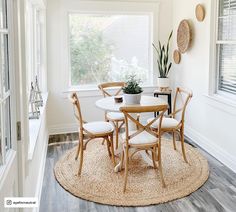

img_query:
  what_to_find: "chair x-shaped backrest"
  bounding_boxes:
[172,87,193,123]
[69,92,84,129]
[120,105,168,145]
[98,82,126,97]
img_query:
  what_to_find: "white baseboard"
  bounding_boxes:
[185,126,236,173]
[34,130,49,212]
[49,123,78,135]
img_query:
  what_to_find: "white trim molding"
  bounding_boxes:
[67,0,160,3]
[63,86,157,98]
[185,125,236,173]
[204,94,236,116]
[33,131,49,212]
[208,0,218,95]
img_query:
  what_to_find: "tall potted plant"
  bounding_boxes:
[122,75,143,105]
[153,31,173,89]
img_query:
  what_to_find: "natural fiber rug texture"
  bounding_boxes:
[54,139,209,206]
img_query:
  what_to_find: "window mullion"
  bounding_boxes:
[216,0,236,96]
[0,104,5,165]
[0,2,3,164]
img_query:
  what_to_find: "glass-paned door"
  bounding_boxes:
[0,0,11,165]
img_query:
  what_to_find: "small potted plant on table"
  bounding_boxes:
[153,31,173,90]
[122,75,143,105]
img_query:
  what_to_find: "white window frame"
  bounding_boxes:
[0,0,17,167]
[25,0,47,158]
[209,0,236,101]
[68,12,154,90]
[59,0,160,92]
[26,3,43,92]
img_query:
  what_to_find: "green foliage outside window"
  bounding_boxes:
[70,28,113,86]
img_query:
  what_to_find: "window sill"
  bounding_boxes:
[28,92,48,161]
[63,85,158,98]
[204,93,236,116]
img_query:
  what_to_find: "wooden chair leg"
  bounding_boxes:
[106,138,112,157]
[157,143,160,161]
[172,131,177,150]
[110,134,116,166]
[102,116,109,145]
[120,148,124,170]
[123,147,129,193]
[180,128,188,163]
[78,139,84,176]
[157,139,166,187]
[152,147,157,169]
[115,122,119,149]
[158,157,166,188]
[75,137,81,160]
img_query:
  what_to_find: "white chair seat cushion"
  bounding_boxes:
[122,131,157,145]
[83,122,114,134]
[147,117,179,129]
[107,112,124,120]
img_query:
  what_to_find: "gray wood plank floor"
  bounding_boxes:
[40,133,236,212]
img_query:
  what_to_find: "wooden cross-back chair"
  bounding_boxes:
[98,82,126,149]
[119,104,168,192]
[148,87,193,163]
[70,92,116,175]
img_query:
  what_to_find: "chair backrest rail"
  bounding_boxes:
[98,82,125,97]
[172,87,193,122]
[69,92,84,128]
[120,105,168,145]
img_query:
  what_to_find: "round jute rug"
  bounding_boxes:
[54,140,209,206]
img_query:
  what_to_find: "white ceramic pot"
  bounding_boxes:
[124,93,142,105]
[157,77,170,88]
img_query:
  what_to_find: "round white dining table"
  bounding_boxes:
[96,95,167,112]
[95,95,168,172]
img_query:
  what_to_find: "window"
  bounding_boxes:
[25,1,47,157]
[216,0,236,96]
[34,9,42,86]
[26,5,43,91]
[0,0,11,165]
[69,14,152,88]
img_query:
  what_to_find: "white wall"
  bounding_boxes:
[47,0,173,134]
[172,0,236,172]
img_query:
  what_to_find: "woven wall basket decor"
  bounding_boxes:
[196,4,205,22]
[177,20,192,54]
[173,49,181,64]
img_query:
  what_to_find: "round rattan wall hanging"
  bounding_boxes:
[173,50,181,64]
[177,20,192,54]
[195,4,205,22]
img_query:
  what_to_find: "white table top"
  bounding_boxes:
[95,95,168,112]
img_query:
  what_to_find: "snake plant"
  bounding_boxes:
[153,31,173,78]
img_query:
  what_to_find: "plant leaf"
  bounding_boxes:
[155,31,173,78]
[166,63,172,76]
[152,43,160,56]
[168,30,173,43]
